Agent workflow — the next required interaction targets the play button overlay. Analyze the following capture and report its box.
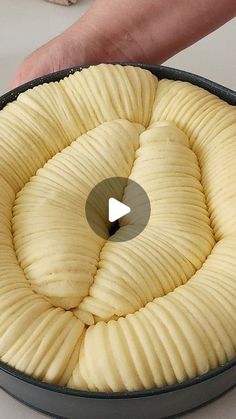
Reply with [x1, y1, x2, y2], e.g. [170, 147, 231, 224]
[85, 177, 151, 242]
[108, 198, 131, 222]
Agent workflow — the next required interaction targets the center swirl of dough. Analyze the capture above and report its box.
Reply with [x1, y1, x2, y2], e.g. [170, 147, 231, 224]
[12, 119, 214, 322]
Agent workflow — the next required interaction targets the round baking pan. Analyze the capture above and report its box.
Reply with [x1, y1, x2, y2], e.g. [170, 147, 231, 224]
[0, 63, 236, 419]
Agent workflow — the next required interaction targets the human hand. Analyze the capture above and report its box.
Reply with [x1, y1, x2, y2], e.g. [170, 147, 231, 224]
[11, 0, 139, 89]
[10, 20, 100, 89]
[11, 0, 236, 89]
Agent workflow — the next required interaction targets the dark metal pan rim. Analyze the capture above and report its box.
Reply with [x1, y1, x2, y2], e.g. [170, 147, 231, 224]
[0, 62, 236, 400]
[1, 62, 236, 110]
[1, 357, 236, 399]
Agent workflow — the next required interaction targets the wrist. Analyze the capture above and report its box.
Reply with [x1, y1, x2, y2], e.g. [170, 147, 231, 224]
[62, 3, 151, 65]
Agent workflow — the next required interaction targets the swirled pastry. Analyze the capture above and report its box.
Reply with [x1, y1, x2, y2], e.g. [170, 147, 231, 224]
[0, 64, 236, 391]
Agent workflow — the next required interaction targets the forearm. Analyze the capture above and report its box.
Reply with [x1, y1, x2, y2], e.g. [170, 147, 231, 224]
[11, 0, 236, 87]
[67, 0, 236, 63]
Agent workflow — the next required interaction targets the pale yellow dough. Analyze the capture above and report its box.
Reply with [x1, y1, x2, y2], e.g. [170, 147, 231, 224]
[0, 64, 236, 391]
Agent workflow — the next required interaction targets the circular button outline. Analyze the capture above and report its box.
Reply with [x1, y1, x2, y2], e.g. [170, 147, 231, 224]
[85, 177, 151, 242]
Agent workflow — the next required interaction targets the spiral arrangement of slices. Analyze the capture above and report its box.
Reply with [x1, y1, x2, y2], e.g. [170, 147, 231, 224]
[0, 64, 236, 392]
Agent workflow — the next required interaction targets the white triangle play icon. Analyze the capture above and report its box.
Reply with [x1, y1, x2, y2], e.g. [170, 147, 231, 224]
[108, 198, 131, 223]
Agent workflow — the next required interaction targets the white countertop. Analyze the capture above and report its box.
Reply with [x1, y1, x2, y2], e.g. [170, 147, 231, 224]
[0, 1, 236, 418]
